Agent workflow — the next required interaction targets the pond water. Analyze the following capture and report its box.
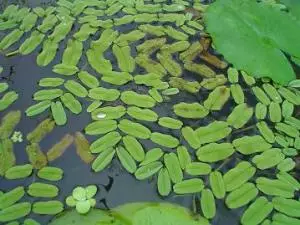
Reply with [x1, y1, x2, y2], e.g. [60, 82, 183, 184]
[0, 0, 299, 225]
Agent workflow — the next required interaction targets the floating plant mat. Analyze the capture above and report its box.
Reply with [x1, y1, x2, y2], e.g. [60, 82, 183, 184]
[0, 0, 299, 225]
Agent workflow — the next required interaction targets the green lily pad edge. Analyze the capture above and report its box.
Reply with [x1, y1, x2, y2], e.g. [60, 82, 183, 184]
[204, 0, 300, 85]
[49, 202, 210, 225]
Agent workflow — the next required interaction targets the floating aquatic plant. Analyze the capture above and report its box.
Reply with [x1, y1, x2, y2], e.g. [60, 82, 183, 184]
[66, 185, 98, 214]
[0, 0, 299, 224]
[10, 131, 23, 143]
[0, 80, 18, 112]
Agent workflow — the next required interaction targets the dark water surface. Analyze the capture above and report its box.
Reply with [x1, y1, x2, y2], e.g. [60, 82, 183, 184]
[0, 0, 266, 224]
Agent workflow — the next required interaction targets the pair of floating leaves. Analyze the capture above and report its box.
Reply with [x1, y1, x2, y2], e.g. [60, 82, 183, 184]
[87, 101, 102, 113]
[133, 73, 162, 86]
[0, 186, 25, 210]
[169, 77, 200, 94]
[233, 135, 271, 155]
[252, 86, 271, 106]
[24, 218, 41, 225]
[64, 80, 88, 98]
[102, 71, 133, 86]
[269, 102, 282, 123]
[275, 122, 299, 138]
[256, 121, 275, 143]
[230, 84, 245, 104]
[135, 54, 166, 77]
[118, 119, 151, 139]
[74, 132, 94, 164]
[0, 202, 31, 222]
[0, 83, 8, 93]
[26, 118, 55, 143]
[201, 189, 216, 219]
[157, 51, 182, 77]
[197, 143, 235, 163]
[32, 201, 64, 215]
[195, 121, 232, 145]
[39, 78, 64, 87]
[173, 178, 204, 194]
[85, 120, 118, 135]
[241, 196, 273, 225]
[255, 102, 267, 120]
[184, 62, 216, 78]
[92, 148, 115, 172]
[135, 161, 163, 180]
[25, 101, 51, 117]
[227, 103, 253, 129]
[77, 71, 99, 89]
[112, 44, 135, 72]
[123, 135, 145, 162]
[157, 168, 171, 196]
[28, 183, 59, 198]
[173, 102, 209, 119]
[88, 87, 120, 101]
[225, 183, 258, 209]
[263, 83, 282, 103]
[5, 164, 33, 180]
[26, 143, 47, 169]
[61, 93, 82, 114]
[252, 148, 284, 170]
[90, 131, 121, 154]
[201, 75, 228, 91]
[46, 134, 74, 161]
[0, 110, 21, 139]
[164, 153, 183, 183]
[209, 171, 226, 199]
[272, 197, 300, 218]
[0, 29, 24, 50]
[61, 39, 83, 67]
[278, 87, 300, 105]
[176, 146, 191, 170]
[150, 132, 179, 148]
[19, 31, 45, 55]
[158, 117, 183, 129]
[204, 86, 230, 111]
[223, 161, 256, 192]
[117, 146, 137, 174]
[0, 139, 16, 176]
[91, 106, 126, 121]
[256, 177, 295, 198]
[51, 101, 67, 126]
[37, 40, 58, 67]
[127, 107, 158, 122]
[121, 91, 156, 108]
[0, 91, 19, 112]
[140, 148, 163, 166]
[33, 89, 63, 101]
[181, 126, 201, 149]
[86, 49, 112, 74]
[148, 88, 163, 103]
[37, 166, 63, 181]
[185, 162, 211, 176]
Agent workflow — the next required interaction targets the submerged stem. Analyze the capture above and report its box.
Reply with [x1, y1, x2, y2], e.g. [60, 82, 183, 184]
[5, 50, 19, 57]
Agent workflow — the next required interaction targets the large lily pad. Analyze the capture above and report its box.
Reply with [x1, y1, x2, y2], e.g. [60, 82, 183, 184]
[49, 209, 113, 225]
[205, 0, 300, 84]
[280, 0, 300, 20]
[49, 203, 209, 225]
